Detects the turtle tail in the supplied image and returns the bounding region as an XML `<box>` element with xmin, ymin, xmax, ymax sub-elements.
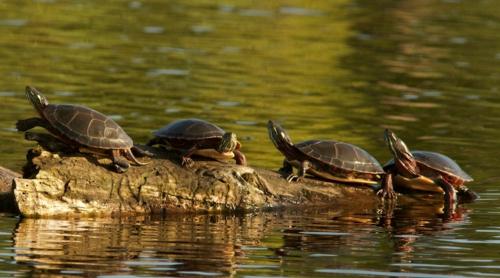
<box><xmin>267</xmin><ymin>120</ymin><xmax>294</xmax><ymax>154</ymax></box>
<box><xmin>125</xmin><ymin>149</ymin><xmax>149</xmax><ymax>166</ymax></box>
<box><xmin>25</xmin><ymin>86</ymin><xmax>49</xmax><ymax>115</ymax></box>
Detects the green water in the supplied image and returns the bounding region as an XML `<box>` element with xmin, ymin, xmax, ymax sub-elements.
<box><xmin>0</xmin><ymin>0</ymin><xmax>500</xmax><ymax>276</ymax></box>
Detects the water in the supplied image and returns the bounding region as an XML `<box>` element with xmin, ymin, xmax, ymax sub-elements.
<box><xmin>0</xmin><ymin>0</ymin><xmax>499</xmax><ymax>276</ymax></box>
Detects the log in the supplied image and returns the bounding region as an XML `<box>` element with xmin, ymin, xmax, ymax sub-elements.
<box><xmin>13</xmin><ymin>140</ymin><xmax>380</xmax><ymax>217</ymax></box>
<box><xmin>0</xmin><ymin>165</ymin><xmax>20</xmax><ymax>212</ymax></box>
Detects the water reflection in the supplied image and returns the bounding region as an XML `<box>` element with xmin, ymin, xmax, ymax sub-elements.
<box><xmin>6</xmin><ymin>198</ymin><xmax>475</xmax><ymax>277</ymax></box>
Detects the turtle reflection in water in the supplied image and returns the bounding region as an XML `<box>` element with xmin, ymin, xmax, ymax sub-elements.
<box><xmin>147</xmin><ymin>118</ymin><xmax>246</xmax><ymax>167</ymax></box>
<box><xmin>378</xmin><ymin>129</ymin><xmax>478</xmax><ymax>204</ymax></box>
<box><xmin>16</xmin><ymin>86</ymin><xmax>150</xmax><ymax>173</ymax></box>
<box><xmin>267</xmin><ymin>120</ymin><xmax>384</xmax><ymax>185</ymax></box>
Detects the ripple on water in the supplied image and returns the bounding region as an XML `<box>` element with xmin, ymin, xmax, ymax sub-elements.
<box><xmin>124</xmin><ymin>260</ymin><xmax>183</xmax><ymax>266</ymax></box>
<box><xmin>143</xmin><ymin>26</ymin><xmax>165</xmax><ymax>34</ymax></box>
<box><xmin>177</xmin><ymin>271</ymin><xmax>223</xmax><ymax>276</ymax></box>
<box><xmin>236</xmin><ymin>264</ymin><xmax>280</xmax><ymax>269</ymax></box>
<box><xmin>216</xmin><ymin>101</ymin><xmax>240</xmax><ymax>107</ymax></box>
<box><xmin>279</xmin><ymin>6</ymin><xmax>323</xmax><ymax>16</ymax></box>
<box><xmin>129</xmin><ymin>1</ymin><xmax>142</xmax><ymax>9</ymax></box>
<box><xmin>54</xmin><ymin>91</ymin><xmax>75</xmax><ymax>97</ymax></box>
<box><xmin>315</xmin><ymin>269</ymin><xmax>467</xmax><ymax>278</ymax></box>
<box><xmin>164</xmin><ymin>107</ymin><xmax>181</xmax><ymax>114</ymax></box>
<box><xmin>0</xmin><ymin>19</ymin><xmax>27</xmax><ymax>27</ymax></box>
<box><xmin>300</xmin><ymin>231</ymin><xmax>350</xmax><ymax>236</ymax></box>
<box><xmin>108</xmin><ymin>115</ymin><xmax>123</xmax><ymax>121</ymax></box>
<box><xmin>191</xmin><ymin>25</ymin><xmax>214</xmax><ymax>34</ymax></box>
<box><xmin>147</xmin><ymin>68</ymin><xmax>190</xmax><ymax>77</ymax></box>
<box><xmin>235</xmin><ymin>120</ymin><xmax>257</xmax><ymax>126</ymax></box>
<box><xmin>238</xmin><ymin>9</ymin><xmax>273</xmax><ymax>17</ymax></box>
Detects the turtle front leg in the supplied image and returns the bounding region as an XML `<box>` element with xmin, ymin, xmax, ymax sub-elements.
<box><xmin>435</xmin><ymin>178</ymin><xmax>457</xmax><ymax>207</ymax></box>
<box><xmin>24</xmin><ymin>132</ymin><xmax>74</xmax><ymax>153</ymax></box>
<box><xmin>377</xmin><ymin>171</ymin><xmax>397</xmax><ymax>200</ymax></box>
<box><xmin>111</xmin><ymin>149</ymin><xmax>130</xmax><ymax>173</ymax></box>
<box><xmin>16</xmin><ymin>117</ymin><xmax>50</xmax><ymax>131</ymax></box>
<box><xmin>180</xmin><ymin>145</ymin><xmax>198</xmax><ymax>168</ymax></box>
<box><xmin>279</xmin><ymin>159</ymin><xmax>294</xmax><ymax>175</ymax></box>
<box><xmin>286</xmin><ymin>160</ymin><xmax>310</xmax><ymax>182</ymax></box>
<box><xmin>146</xmin><ymin>137</ymin><xmax>161</xmax><ymax>147</ymax></box>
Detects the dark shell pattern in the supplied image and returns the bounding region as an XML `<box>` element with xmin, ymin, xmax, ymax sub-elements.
<box><xmin>43</xmin><ymin>104</ymin><xmax>133</xmax><ymax>149</ymax></box>
<box><xmin>384</xmin><ymin>151</ymin><xmax>473</xmax><ymax>181</ymax></box>
<box><xmin>154</xmin><ymin>119</ymin><xmax>225</xmax><ymax>140</ymax></box>
<box><xmin>295</xmin><ymin>140</ymin><xmax>384</xmax><ymax>174</ymax></box>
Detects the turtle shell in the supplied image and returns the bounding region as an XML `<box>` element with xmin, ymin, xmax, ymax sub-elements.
<box><xmin>154</xmin><ymin>119</ymin><xmax>225</xmax><ymax>140</ymax></box>
<box><xmin>384</xmin><ymin>151</ymin><xmax>473</xmax><ymax>181</ymax></box>
<box><xmin>295</xmin><ymin>140</ymin><xmax>384</xmax><ymax>174</ymax></box>
<box><xmin>42</xmin><ymin>104</ymin><xmax>133</xmax><ymax>149</ymax></box>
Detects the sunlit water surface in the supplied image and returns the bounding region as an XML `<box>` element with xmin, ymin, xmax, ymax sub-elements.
<box><xmin>0</xmin><ymin>0</ymin><xmax>499</xmax><ymax>276</ymax></box>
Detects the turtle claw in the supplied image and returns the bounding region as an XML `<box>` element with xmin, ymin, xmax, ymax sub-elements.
<box><xmin>286</xmin><ymin>174</ymin><xmax>303</xmax><ymax>183</ymax></box>
<box><xmin>376</xmin><ymin>188</ymin><xmax>397</xmax><ymax>200</ymax></box>
<box><xmin>112</xmin><ymin>163</ymin><xmax>128</xmax><ymax>173</ymax></box>
<box><xmin>181</xmin><ymin>157</ymin><xmax>195</xmax><ymax>168</ymax></box>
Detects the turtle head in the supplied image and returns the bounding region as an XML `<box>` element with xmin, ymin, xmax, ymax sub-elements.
<box><xmin>25</xmin><ymin>86</ymin><xmax>49</xmax><ymax>114</ymax></box>
<box><xmin>217</xmin><ymin>132</ymin><xmax>238</xmax><ymax>153</ymax></box>
<box><xmin>385</xmin><ymin>129</ymin><xmax>419</xmax><ymax>176</ymax></box>
<box><xmin>267</xmin><ymin>120</ymin><xmax>294</xmax><ymax>153</ymax></box>
<box><xmin>384</xmin><ymin>129</ymin><xmax>412</xmax><ymax>158</ymax></box>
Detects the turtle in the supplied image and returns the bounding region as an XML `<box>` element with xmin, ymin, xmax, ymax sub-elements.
<box><xmin>378</xmin><ymin>129</ymin><xmax>477</xmax><ymax>204</ymax></box>
<box><xmin>267</xmin><ymin>120</ymin><xmax>385</xmax><ymax>184</ymax></box>
<box><xmin>16</xmin><ymin>86</ymin><xmax>150</xmax><ymax>173</ymax></box>
<box><xmin>146</xmin><ymin>118</ymin><xmax>246</xmax><ymax>167</ymax></box>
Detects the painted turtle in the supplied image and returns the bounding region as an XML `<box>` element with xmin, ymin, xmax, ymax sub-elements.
<box><xmin>267</xmin><ymin>120</ymin><xmax>384</xmax><ymax>184</ymax></box>
<box><xmin>147</xmin><ymin>119</ymin><xmax>246</xmax><ymax>167</ymax></box>
<box><xmin>378</xmin><ymin>129</ymin><xmax>477</xmax><ymax>204</ymax></box>
<box><xmin>16</xmin><ymin>86</ymin><xmax>149</xmax><ymax>173</ymax></box>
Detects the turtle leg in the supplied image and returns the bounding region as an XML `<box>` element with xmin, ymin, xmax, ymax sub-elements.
<box><xmin>286</xmin><ymin>160</ymin><xmax>310</xmax><ymax>182</ymax></box>
<box><xmin>16</xmin><ymin>117</ymin><xmax>50</xmax><ymax>131</ymax></box>
<box><xmin>279</xmin><ymin>159</ymin><xmax>294</xmax><ymax>180</ymax></box>
<box><xmin>435</xmin><ymin>178</ymin><xmax>457</xmax><ymax>207</ymax></box>
<box><xmin>111</xmin><ymin>149</ymin><xmax>130</xmax><ymax>173</ymax></box>
<box><xmin>377</xmin><ymin>171</ymin><xmax>397</xmax><ymax>200</ymax></box>
<box><xmin>233</xmin><ymin>150</ymin><xmax>247</xmax><ymax>166</ymax></box>
<box><xmin>435</xmin><ymin>178</ymin><xmax>458</xmax><ymax>217</ymax></box>
<box><xmin>180</xmin><ymin>145</ymin><xmax>198</xmax><ymax>168</ymax></box>
<box><xmin>124</xmin><ymin>148</ymin><xmax>149</xmax><ymax>166</ymax></box>
<box><xmin>24</xmin><ymin>132</ymin><xmax>74</xmax><ymax>152</ymax></box>
<box><xmin>146</xmin><ymin>137</ymin><xmax>161</xmax><ymax>147</ymax></box>
<box><xmin>132</xmin><ymin>145</ymin><xmax>154</xmax><ymax>157</ymax></box>
<box><xmin>457</xmin><ymin>186</ymin><xmax>479</xmax><ymax>202</ymax></box>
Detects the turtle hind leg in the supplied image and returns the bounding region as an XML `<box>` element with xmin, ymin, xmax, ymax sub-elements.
<box><xmin>111</xmin><ymin>149</ymin><xmax>130</xmax><ymax>173</ymax></box>
<box><xmin>16</xmin><ymin>117</ymin><xmax>49</xmax><ymax>132</ymax></box>
<box><xmin>457</xmin><ymin>186</ymin><xmax>479</xmax><ymax>202</ymax></box>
